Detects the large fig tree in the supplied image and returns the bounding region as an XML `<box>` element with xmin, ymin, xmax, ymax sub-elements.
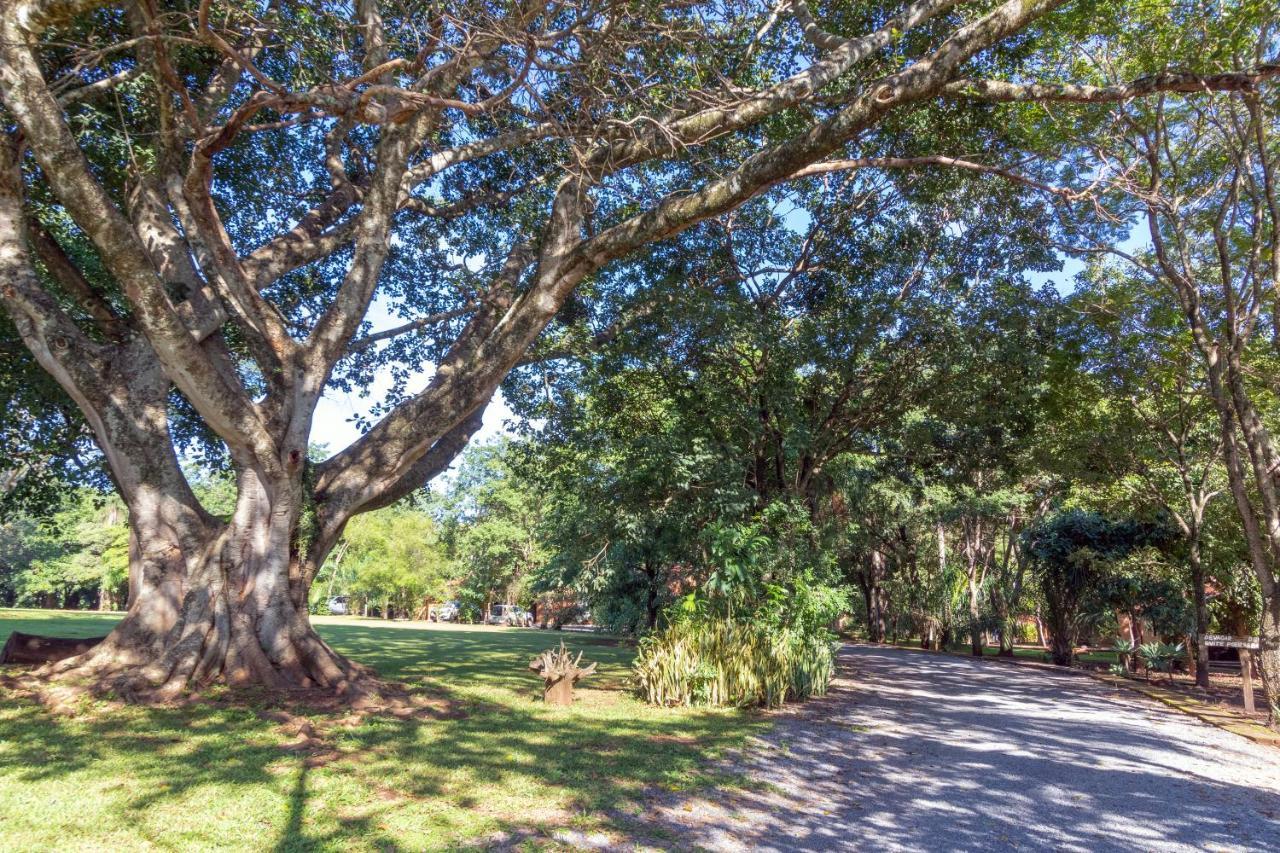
<box><xmin>0</xmin><ymin>0</ymin><xmax>1265</xmax><ymax>699</ymax></box>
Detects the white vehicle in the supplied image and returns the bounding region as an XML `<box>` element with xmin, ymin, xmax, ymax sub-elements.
<box><xmin>327</xmin><ymin>596</ymin><xmax>349</xmax><ymax>615</ymax></box>
<box><xmin>429</xmin><ymin>600</ymin><xmax>460</xmax><ymax>622</ymax></box>
<box><xmin>485</xmin><ymin>604</ymin><xmax>533</xmax><ymax>627</ymax></box>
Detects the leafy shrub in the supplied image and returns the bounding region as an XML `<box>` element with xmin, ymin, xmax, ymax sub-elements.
<box><xmin>1095</xmin><ymin>573</ymin><xmax>1192</xmax><ymax>639</ymax></box>
<box><xmin>1014</xmin><ymin>620</ymin><xmax>1040</xmax><ymax>644</ymax></box>
<box><xmin>1023</xmin><ymin>511</ymin><xmax>1177</xmax><ymax>665</ymax></box>
<box><xmin>1111</xmin><ymin>638</ymin><xmax>1134</xmax><ymax>671</ymax></box>
<box><xmin>1137</xmin><ymin>641</ymin><xmax>1184</xmax><ymax>678</ymax></box>
<box><xmin>632</xmin><ymin>617</ymin><xmax>836</xmax><ymax>708</ymax></box>
<box><xmin>632</xmin><ymin>503</ymin><xmax>848</xmax><ymax>708</ymax></box>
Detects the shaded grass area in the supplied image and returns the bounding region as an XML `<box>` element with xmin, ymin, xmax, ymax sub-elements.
<box><xmin>0</xmin><ymin>609</ymin><xmax>762</xmax><ymax>850</ymax></box>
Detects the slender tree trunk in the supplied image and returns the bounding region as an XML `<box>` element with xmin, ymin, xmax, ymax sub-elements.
<box><xmin>968</xmin><ymin>574</ymin><xmax>983</xmax><ymax>657</ymax></box>
<box><xmin>644</xmin><ymin>561</ymin><xmax>660</xmax><ymax>631</ymax></box>
<box><xmin>1188</xmin><ymin>537</ymin><xmax>1211</xmax><ymax>689</ymax></box>
<box><xmin>1257</xmin><ymin>593</ymin><xmax>1280</xmax><ymax>722</ymax></box>
<box><xmin>1207</xmin><ymin>357</ymin><xmax>1280</xmax><ymax>723</ymax></box>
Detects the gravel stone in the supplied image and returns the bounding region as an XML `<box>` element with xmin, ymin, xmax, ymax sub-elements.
<box><xmin>643</xmin><ymin>644</ymin><xmax>1280</xmax><ymax>851</ymax></box>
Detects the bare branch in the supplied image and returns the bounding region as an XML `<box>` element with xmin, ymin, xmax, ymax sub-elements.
<box><xmin>943</xmin><ymin>64</ymin><xmax>1280</xmax><ymax>103</ymax></box>
<box><xmin>347</xmin><ymin>304</ymin><xmax>479</xmax><ymax>355</ymax></box>
<box><xmin>788</xmin><ymin>155</ymin><xmax>1088</xmax><ymax>201</ymax></box>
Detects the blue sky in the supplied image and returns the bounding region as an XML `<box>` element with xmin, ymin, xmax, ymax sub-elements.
<box><xmin>311</xmin><ymin>298</ymin><xmax>516</xmax><ymax>461</ymax></box>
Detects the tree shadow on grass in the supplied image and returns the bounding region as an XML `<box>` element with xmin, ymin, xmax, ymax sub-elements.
<box><xmin>0</xmin><ymin>689</ymin><xmax>752</xmax><ymax>849</ymax></box>
<box><xmin>0</xmin><ymin>616</ymin><xmax>754</xmax><ymax>850</ymax></box>
<box><xmin>5</xmin><ymin>614</ymin><xmax>1279</xmax><ymax>850</ymax></box>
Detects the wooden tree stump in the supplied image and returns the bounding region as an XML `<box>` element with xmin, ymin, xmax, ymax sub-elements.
<box><xmin>0</xmin><ymin>632</ymin><xmax>107</xmax><ymax>665</ymax></box>
<box><xmin>528</xmin><ymin>642</ymin><xmax>597</xmax><ymax>705</ymax></box>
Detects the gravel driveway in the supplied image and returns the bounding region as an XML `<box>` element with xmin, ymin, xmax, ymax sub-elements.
<box><xmin>644</xmin><ymin>644</ymin><xmax>1280</xmax><ymax>852</ymax></box>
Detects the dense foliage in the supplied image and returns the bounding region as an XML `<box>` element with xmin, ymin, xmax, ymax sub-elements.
<box><xmin>0</xmin><ymin>490</ymin><xmax>128</xmax><ymax>610</ymax></box>
<box><xmin>634</xmin><ymin>617</ymin><xmax>837</xmax><ymax>708</ymax></box>
<box><xmin>1022</xmin><ymin>511</ymin><xmax>1178</xmax><ymax>665</ymax></box>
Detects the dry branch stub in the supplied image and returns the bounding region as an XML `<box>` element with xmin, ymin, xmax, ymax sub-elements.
<box><xmin>528</xmin><ymin>641</ymin><xmax>597</xmax><ymax>705</ymax></box>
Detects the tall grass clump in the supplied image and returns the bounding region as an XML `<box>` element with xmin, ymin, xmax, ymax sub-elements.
<box><xmin>633</xmin><ymin>617</ymin><xmax>836</xmax><ymax>708</ymax></box>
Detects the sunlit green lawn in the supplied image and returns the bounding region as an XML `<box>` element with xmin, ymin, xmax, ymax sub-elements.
<box><xmin>0</xmin><ymin>609</ymin><xmax>763</xmax><ymax>851</ymax></box>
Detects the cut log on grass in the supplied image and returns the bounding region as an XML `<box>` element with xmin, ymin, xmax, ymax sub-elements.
<box><xmin>1</xmin><ymin>632</ymin><xmax>107</xmax><ymax>665</ymax></box>
<box><xmin>528</xmin><ymin>642</ymin><xmax>597</xmax><ymax>705</ymax></box>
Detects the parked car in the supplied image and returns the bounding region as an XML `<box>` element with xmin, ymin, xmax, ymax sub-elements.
<box><xmin>485</xmin><ymin>604</ymin><xmax>533</xmax><ymax>627</ymax></box>
<box><xmin>327</xmin><ymin>596</ymin><xmax>349</xmax><ymax>615</ymax></box>
<box><xmin>428</xmin><ymin>601</ymin><xmax>460</xmax><ymax>622</ymax></box>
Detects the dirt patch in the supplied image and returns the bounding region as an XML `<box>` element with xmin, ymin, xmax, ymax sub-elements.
<box><xmin>1141</xmin><ymin>669</ymin><xmax>1271</xmax><ymax>724</ymax></box>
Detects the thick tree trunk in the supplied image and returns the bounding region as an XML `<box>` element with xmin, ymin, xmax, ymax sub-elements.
<box><xmin>1049</xmin><ymin>631</ymin><xmax>1074</xmax><ymax>667</ymax></box>
<box><xmin>1044</xmin><ymin>594</ymin><xmax>1076</xmax><ymax>667</ymax></box>
<box><xmin>858</xmin><ymin>550</ymin><xmax>888</xmax><ymax>643</ymax></box>
<box><xmin>1259</xmin><ymin>591</ymin><xmax>1280</xmax><ymax>725</ymax></box>
<box><xmin>42</xmin><ymin>468</ymin><xmax>372</xmax><ymax>700</ymax></box>
<box><xmin>47</xmin><ymin>538</ymin><xmax>365</xmax><ymax>699</ymax></box>
<box><xmin>859</xmin><ymin>582</ymin><xmax>880</xmax><ymax>643</ymax></box>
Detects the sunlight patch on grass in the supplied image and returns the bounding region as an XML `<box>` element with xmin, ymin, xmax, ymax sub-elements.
<box><xmin>0</xmin><ymin>609</ymin><xmax>763</xmax><ymax>850</ymax></box>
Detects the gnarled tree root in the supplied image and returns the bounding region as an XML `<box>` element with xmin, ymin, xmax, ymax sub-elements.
<box><xmin>1</xmin><ymin>649</ymin><xmax>459</xmax><ymax>721</ymax></box>
<box><xmin>0</xmin><ymin>609</ymin><xmax>446</xmax><ymax>718</ymax></box>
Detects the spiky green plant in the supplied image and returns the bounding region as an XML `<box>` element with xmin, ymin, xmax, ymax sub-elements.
<box><xmin>1137</xmin><ymin>641</ymin><xmax>1184</xmax><ymax>681</ymax></box>
<box><xmin>632</xmin><ymin>618</ymin><xmax>836</xmax><ymax>708</ymax></box>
